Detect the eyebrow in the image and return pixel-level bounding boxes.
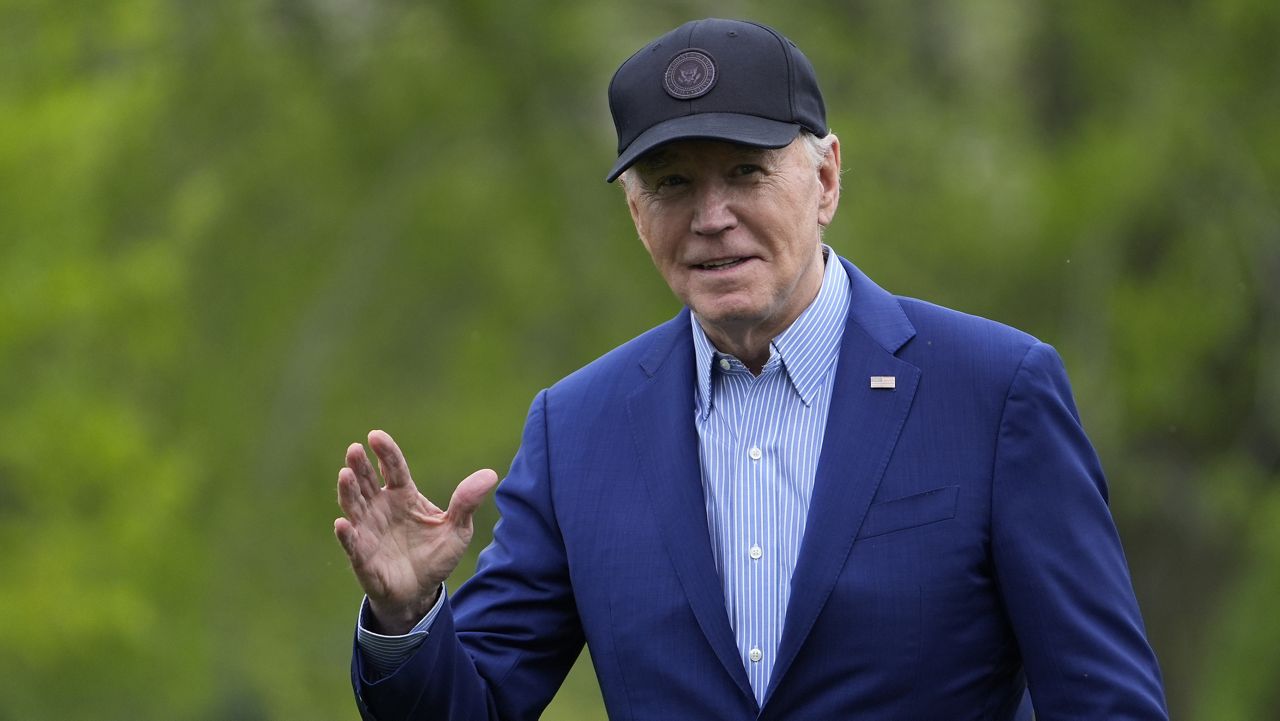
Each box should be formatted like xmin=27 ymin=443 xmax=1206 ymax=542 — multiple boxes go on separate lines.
xmin=636 ymin=152 xmax=672 ymax=171
xmin=636 ymin=145 xmax=776 ymax=172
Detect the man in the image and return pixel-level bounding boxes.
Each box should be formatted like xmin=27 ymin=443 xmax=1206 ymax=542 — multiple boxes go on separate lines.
xmin=334 ymin=18 xmax=1168 ymax=720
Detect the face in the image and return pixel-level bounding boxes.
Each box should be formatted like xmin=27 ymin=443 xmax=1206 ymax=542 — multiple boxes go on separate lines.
xmin=625 ymin=135 xmax=841 ymax=349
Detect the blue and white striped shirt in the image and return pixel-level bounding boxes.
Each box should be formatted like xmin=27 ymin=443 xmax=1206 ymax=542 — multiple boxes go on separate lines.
xmin=359 ymin=248 xmax=851 ymax=705
xmin=690 ymin=248 xmax=850 ymax=703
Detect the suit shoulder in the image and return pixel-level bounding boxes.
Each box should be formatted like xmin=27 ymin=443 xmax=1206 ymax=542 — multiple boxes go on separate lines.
xmin=897 ymin=296 xmax=1037 ymax=345
xmin=895 ymin=295 xmax=1048 ymax=383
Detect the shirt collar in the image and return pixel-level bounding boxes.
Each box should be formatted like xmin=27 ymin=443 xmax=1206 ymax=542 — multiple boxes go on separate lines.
xmin=691 ymin=245 xmax=851 ymax=418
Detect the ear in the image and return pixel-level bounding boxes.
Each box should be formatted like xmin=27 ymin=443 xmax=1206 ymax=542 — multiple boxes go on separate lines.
xmin=816 ymin=134 xmax=841 ymax=227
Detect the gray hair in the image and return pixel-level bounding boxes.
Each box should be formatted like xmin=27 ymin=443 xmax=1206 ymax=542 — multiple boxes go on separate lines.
xmin=799 ymin=131 xmax=837 ymax=171
xmin=618 ymin=131 xmax=836 ymax=192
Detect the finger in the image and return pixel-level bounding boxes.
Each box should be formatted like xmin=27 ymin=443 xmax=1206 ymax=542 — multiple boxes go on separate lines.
xmin=346 ymin=442 xmax=380 ymax=499
xmin=337 ymin=469 xmax=367 ymax=520
xmin=447 ymin=468 xmax=500 ymax=528
xmin=368 ymin=429 xmax=415 ymax=490
xmin=333 ymin=517 xmax=360 ymax=560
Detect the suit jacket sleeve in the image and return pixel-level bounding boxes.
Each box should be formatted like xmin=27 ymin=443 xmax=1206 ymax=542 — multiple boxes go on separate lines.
xmin=991 ymin=342 xmax=1168 ymax=719
xmin=351 ymin=389 xmax=585 ymax=721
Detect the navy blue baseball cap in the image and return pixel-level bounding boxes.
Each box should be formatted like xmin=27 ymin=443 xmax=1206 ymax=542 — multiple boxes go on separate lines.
xmin=606 ymin=18 xmax=828 ymax=182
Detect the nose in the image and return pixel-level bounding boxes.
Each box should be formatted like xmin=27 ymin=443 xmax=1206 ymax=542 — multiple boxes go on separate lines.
xmin=690 ymin=182 xmax=737 ymax=236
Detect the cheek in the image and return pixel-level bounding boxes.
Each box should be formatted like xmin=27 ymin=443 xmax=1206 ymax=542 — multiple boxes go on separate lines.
xmin=641 ymin=224 xmax=681 ymax=265
xmin=637 ymin=235 xmax=677 ymax=280
xmin=629 ymin=194 xmax=660 ymax=243
xmin=655 ymin=247 xmax=685 ymax=278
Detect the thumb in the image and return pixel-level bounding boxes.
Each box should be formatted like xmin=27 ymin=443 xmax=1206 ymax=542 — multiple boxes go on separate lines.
xmin=447 ymin=468 xmax=500 ymax=526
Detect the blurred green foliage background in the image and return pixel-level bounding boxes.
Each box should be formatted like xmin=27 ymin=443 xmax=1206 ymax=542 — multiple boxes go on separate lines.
xmin=1 ymin=0 xmax=1276 ymax=718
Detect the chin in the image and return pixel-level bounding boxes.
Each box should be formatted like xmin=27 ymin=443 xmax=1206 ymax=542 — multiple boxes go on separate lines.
xmin=691 ymin=302 xmax=767 ymax=328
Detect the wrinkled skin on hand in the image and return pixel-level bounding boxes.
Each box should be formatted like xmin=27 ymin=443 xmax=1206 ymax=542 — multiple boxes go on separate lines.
xmin=334 ymin=429 xmax=499 ymax=634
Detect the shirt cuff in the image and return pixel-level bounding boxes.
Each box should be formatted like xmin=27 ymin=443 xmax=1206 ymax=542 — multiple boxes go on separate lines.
xmin=355 ymin=584 xmax=446 ymax=679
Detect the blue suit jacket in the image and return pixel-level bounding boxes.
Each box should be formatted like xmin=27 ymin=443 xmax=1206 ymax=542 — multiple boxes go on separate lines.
xmin=352 ymin=257 xmax=1167 ymax=720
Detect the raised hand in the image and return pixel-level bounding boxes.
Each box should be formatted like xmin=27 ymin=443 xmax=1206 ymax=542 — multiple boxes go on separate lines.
xmin=334 ymin=429 xmax=499 ymax=635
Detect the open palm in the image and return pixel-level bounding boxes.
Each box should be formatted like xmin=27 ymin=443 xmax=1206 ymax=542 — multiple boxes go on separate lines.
xmin=334 ymin=430 xmax=498 ymax=634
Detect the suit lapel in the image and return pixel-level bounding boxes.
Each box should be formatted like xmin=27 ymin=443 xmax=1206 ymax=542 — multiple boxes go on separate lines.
xmin=626 ymin=312 xmax=758 ymax=707
xmin=764 ymin=259 xmax=921 ymax=705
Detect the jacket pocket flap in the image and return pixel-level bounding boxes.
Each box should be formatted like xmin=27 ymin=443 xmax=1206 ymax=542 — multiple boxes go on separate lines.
xmin=857 ymin=485 xmax=960 ymax=540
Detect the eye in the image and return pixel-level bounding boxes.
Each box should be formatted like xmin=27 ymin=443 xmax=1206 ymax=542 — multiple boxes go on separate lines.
xmin=654 ymin=174 xmax=689 ymax=191
xmin=733 ymin=164 xmax=762 ymax=177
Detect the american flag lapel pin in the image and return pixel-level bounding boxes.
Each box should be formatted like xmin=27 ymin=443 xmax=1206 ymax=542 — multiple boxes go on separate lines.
xmin=869 ymin=376 xmax=896 ymax=389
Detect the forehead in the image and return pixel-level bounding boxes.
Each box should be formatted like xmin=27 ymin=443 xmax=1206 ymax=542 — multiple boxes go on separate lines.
xmin=634 ymin=139 xmax=787 ymax=171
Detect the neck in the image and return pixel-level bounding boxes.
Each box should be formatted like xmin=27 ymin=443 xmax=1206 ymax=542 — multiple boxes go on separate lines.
xmin=699 ymin=325 xmax=777 ymax=375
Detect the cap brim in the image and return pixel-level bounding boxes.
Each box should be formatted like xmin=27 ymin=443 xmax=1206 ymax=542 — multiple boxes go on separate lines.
xmin=606 ymin=113 xmax=801 ymax=182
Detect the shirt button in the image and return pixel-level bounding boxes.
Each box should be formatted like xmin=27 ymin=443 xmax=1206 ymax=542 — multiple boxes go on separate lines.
xmin=748 ymin=446 xmax=762 ymax=461
xmin=719 ymin=358 xmax=732 ymax=371
xmin=749 ymin=647 xmax=763 ymax=663
xmin=749 ymin=545 xmax=762 ymax=560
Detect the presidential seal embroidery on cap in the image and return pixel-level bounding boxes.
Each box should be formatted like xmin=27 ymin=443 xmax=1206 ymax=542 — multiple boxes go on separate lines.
xmin=663 ymin=50 xmax=716 ymax=100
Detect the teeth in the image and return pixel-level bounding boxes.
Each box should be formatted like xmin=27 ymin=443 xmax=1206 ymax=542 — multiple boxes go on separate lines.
xmin=699 ymin=258 xmax=744 ymax=269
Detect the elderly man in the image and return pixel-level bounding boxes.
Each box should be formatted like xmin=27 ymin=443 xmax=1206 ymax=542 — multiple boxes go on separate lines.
xmin=334 ymin=18 xmax=1168 ymax=720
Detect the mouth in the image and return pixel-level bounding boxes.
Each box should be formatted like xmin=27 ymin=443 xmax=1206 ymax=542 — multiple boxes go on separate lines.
xmin=691 ymin=256 xmax=752 ymax=271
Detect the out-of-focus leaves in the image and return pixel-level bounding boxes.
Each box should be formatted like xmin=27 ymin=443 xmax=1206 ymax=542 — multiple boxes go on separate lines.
xmin=0 ymin=0 xmax=1276 ymax=718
